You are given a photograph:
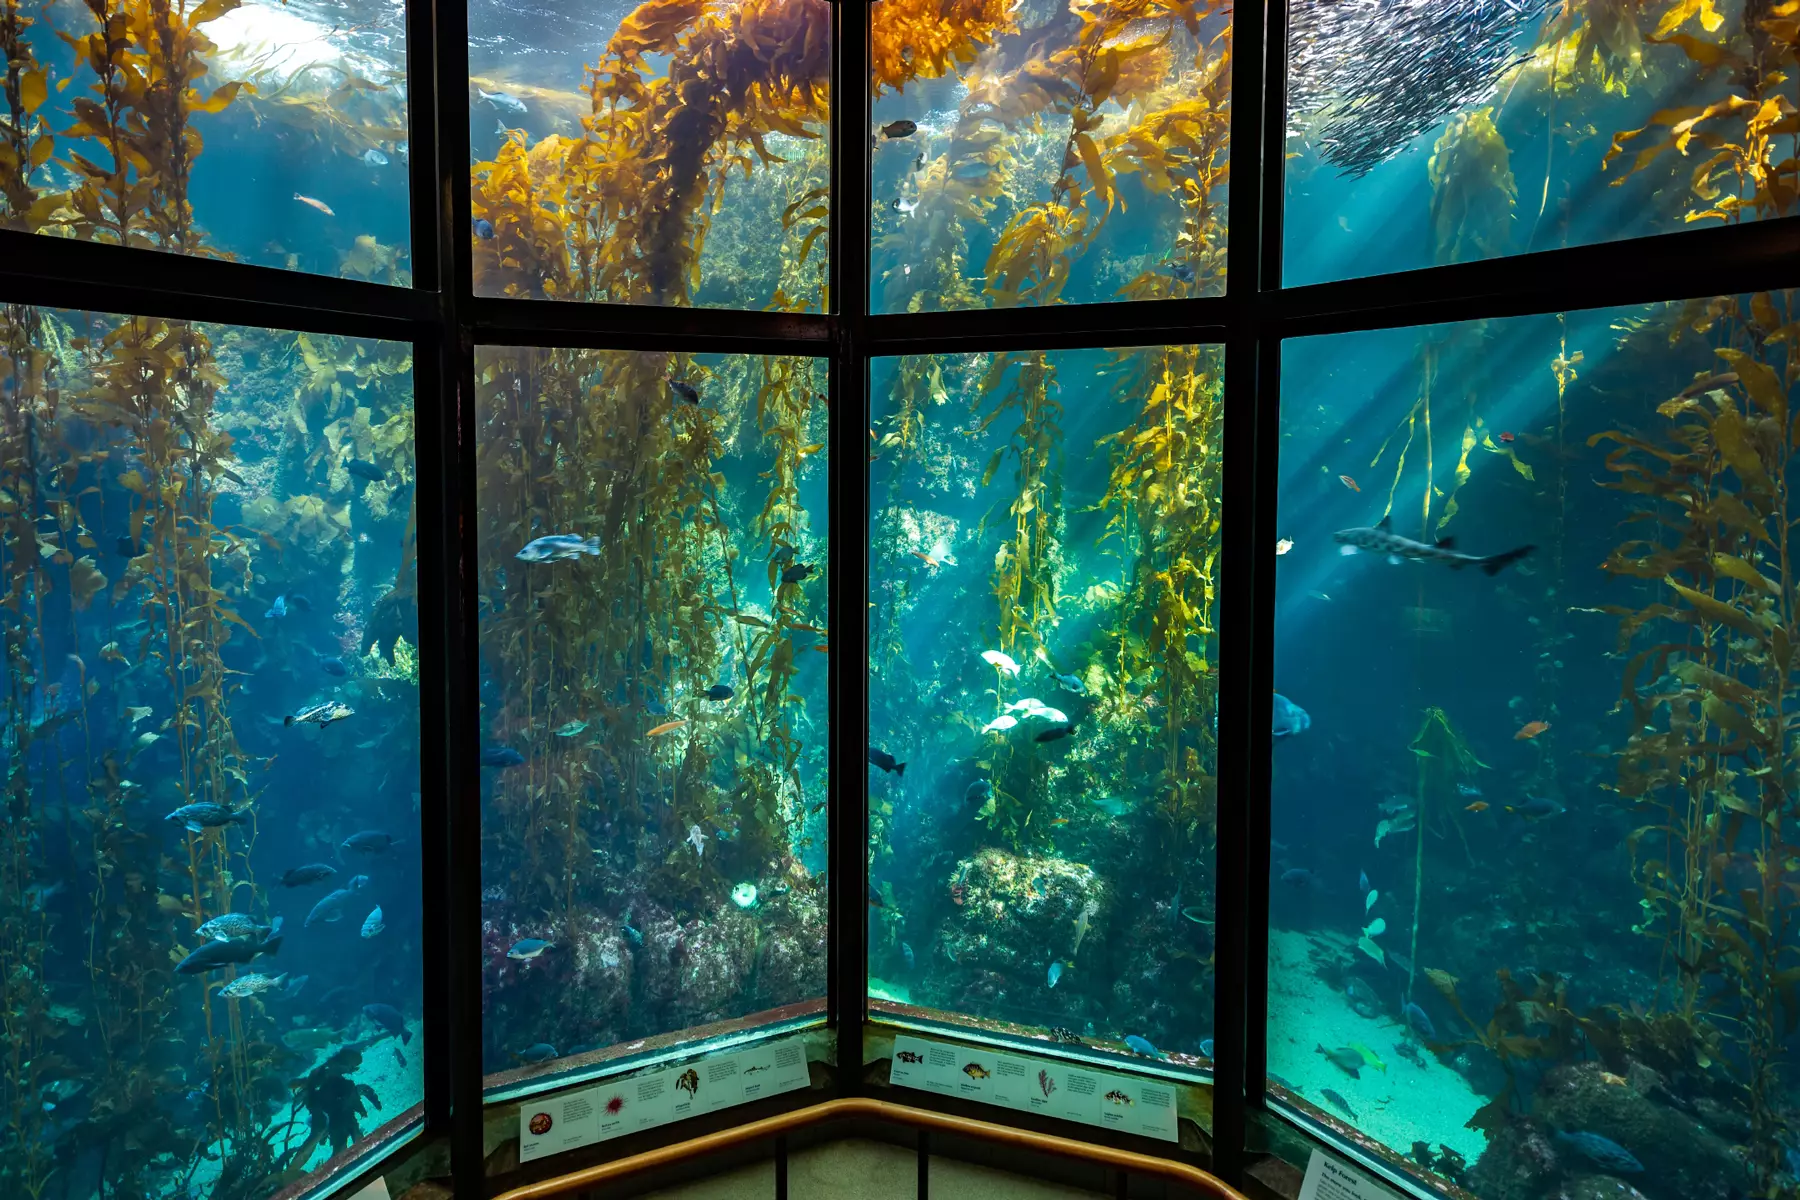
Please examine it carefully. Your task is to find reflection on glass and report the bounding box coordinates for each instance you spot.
[868,346,1221,1071]
[467,0,831,310]
[1270,292,1800,1196]
[1284,2,1798,285]
[1,0,410,277]
[0,305,422,1197]
[476,348,829,1077]
[869,0,1231,314]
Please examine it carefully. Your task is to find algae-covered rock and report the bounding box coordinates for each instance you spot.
[1467,1117,1559,1200]
[925,849,1109,1014]
[1531,1062,1747,1200]
[1550,1177,1650,1200]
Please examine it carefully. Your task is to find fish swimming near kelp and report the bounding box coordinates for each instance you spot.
[1553,1129,1643,1173]
[165,803,251,833]
[286,700,353,729]
[196,913,273,941]
[294,193,335,217]
[280,863,337,887]
[177,922,283,974]
[508,938,553,960]
[879,119,917,139]
[1334,516,1534,576]
[341,830,402,855]
[477,86,528,114]
[516,534,601,562]
[364,1003,413,1044]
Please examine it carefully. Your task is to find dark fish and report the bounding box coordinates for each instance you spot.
[1316,1044,1363,1078]
[621,923,644,946]
[515,1042,558,1063]
[345,459,385,482]
[340,830,402,855]
[363,1002,413,1044]
[319,656,349,677]
[879,119,917,139]
[1033,721,1076,743]
[704,684,734,701]
[867,884,885,907]
[286,700,353,728]
[287,593,312,611]
[867,747,905,775]
[1402,1001,1436,1038]
[1506,796,1563,820]
[965,779,991,805]
[177,926,282,974]
[280,859,338,888]
[1168,262,1197,283]
[1553,1130,1643,1173]
[1320,1088,1358,1120]
[115,535,142,557]
[668,380,700,404]
[1334,516,1534,576]
[912,151,925,171]
[780,563,814,584]
[480,746,526,767]
[1281,867,1315,886]
[473,218,495,239]
[165,803,251,833]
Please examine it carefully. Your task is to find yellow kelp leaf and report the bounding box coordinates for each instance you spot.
[188,0,241,25]
[1710,404,1773,492]
[1437,425,1477,531]
[1702,692,1760,745]
[1075,132,1112,210]
[29,136,53,171]
[1666,576,1766,637]
[1751,292,1783,332]
[1712,552,1778,594]
[19,69,46,115]
[1647,31,1730,66]
[1655,0,1724,37]
[1714,349,1786,423]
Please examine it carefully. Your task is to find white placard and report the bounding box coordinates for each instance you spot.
[885,1037,1178,1142]
[1299,1151,1407,1200]
[523,1036,812,1160]
[518,1088,602,1163]
[344,1179,391,1200]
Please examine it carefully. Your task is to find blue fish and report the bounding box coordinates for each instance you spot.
[362,147,389,166]
[1457,783,1483,797]
[1402,1002,1435,1038]
[1124,1035,1161,1058]
[1554,1130,1642,1173]
[1359,869,1370,893]
[507,938,553,960]
[1272,694,1311,737]
[481,746,525,767]
[1281,867,1314,886]
[516,534,600,563]
[473,218,495,239]
[515,1042,559,1064]
[901,942,915,970]
[1048,670,1086,695]
[1047,961,1063,988]
[319,656,348,677]
[622,923,644,946]
[1199,1038,1214,1058]
[265,595,288,619]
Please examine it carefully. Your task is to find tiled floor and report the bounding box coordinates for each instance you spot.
[635,1140,1110,1199]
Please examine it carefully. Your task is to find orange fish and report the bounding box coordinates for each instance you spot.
[1514,720,1550,740]
[1338,475,1360,493]
[1050,817,1070,826]
[1498,431,1515,443]
[910,550,941,569]
[1464,801,1489,813]
[646,719,688,738]
[293,193,335,217]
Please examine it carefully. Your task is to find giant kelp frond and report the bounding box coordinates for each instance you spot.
[1594,289,1799,1193]
[870,0,1017,93]
[1427,108,1516,265]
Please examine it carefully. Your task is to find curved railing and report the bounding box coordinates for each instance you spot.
[493,1095,1246,1200]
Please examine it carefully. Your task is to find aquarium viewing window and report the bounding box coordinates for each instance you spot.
[0,0,1794,1198]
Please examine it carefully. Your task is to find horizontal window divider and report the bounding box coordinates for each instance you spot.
[468,298,833,353]
[1269,216,1800,339]
[865,299,1231,356]
[0,231,432,335]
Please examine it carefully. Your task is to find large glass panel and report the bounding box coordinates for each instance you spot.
[1285,2,1799,286]
[2,0,410,277]
[1269,291,1800,1197]
[869,0,1231,314]
[476,347,829,1080]
[869,345,1221,1073]
[0,303,422,1197]
[466,0,831,310]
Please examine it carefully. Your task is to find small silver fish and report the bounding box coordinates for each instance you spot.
[360,906,385,938]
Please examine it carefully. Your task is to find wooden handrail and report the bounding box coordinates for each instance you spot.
[492,1096,1246,1199]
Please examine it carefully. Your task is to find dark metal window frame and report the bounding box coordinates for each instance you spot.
[0,0,1794,1195]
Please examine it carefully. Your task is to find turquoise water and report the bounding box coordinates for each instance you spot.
[0,307,421,1199]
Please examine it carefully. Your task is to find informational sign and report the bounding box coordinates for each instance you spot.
[886,1035,1178,1143]
[343,1179,391,1200]
[517,1038,812,1163]
[1298,1151,1407,1200]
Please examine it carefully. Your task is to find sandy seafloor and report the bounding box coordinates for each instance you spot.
[1267,929,1489,1164]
